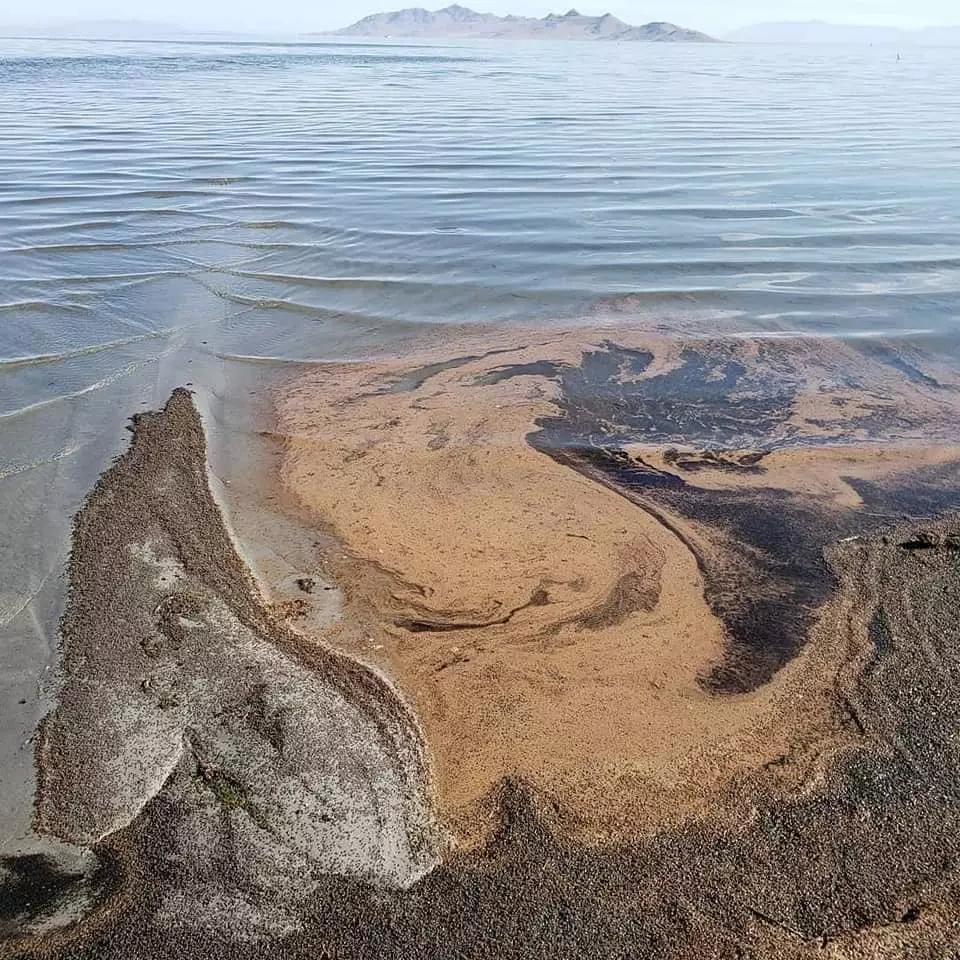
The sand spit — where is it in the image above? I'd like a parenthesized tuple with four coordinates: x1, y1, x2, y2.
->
(276, 329, 960, 842)
(8, 390, 439, 949)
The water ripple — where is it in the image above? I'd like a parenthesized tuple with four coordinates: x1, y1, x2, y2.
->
(0, 37, 958, 398)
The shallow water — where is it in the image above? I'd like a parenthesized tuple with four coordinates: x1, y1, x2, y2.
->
(2, 35, 960, 849)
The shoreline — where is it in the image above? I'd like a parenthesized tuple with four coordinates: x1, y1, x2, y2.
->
(8, 325, 960, 955)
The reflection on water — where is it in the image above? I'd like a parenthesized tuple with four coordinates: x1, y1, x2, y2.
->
(2, 35, 960, 849)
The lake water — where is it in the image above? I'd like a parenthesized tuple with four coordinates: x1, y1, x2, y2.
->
(1, 35, 960, 848)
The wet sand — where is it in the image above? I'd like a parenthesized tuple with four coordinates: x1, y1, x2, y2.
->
(276, 328, 960, 842)
(7, 329, 960, 957)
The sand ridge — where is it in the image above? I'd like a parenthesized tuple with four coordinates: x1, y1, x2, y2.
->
(28, 390, 441, 950)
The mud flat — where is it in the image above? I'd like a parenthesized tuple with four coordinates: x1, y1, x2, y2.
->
(7, 329, 960, 958)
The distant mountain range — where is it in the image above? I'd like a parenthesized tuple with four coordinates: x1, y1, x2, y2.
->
(329, 5, 715, 42)
(727, 21, 960, 45)
(7, 12, 957, 48)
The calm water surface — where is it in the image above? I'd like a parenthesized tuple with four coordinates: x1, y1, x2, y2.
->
(1, 36, 960, 844)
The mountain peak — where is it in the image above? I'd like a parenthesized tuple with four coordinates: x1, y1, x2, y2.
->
(330, 6, 715, 42)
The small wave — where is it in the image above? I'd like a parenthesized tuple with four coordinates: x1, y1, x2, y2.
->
(728, 327, 937, 341)
(0, 300, 91, 314)
(218, 353, 340, 366)
(0, 440, 86, 482)
(0, 331, 167, 371)
(0, 354, 161, 422)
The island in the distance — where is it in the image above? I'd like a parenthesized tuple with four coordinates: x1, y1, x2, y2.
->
(326, 4, 715, 41)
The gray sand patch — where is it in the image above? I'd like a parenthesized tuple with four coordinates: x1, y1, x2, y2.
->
(30, 390, 441, 934)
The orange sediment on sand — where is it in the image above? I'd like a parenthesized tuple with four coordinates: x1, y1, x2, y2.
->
(271, 329, 960, 844)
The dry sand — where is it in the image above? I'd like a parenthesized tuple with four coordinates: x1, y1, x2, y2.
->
(22, 390, 440, 947)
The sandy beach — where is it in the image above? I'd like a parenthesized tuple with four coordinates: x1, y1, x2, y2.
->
(9, 328, 960, 957)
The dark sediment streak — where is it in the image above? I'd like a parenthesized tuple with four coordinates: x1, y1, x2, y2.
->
(515, 341, 960, 692)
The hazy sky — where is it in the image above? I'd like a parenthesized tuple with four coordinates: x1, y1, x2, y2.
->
(6, 1, 959, 36)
